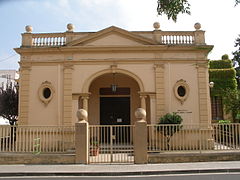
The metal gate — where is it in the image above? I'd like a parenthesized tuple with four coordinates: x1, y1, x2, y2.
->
(89, 125, 134, 164)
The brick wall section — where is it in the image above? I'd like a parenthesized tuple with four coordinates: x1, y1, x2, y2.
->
(63, 64, 73, 125)
(155, 64, 165, 122)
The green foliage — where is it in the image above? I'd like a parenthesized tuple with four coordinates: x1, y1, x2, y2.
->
(159, 112, 183, 125)
(157, 0, 239, 22)
(209, 60, 233, 69)
(157, 0, 191, 22)
(209, 69, 236, 79)
(157, 112, 183, 150)
(222, 89, 240, 122)
(0, 83, 18, 125)
(222, 54, 229, 60)
(209, 59, 237, 96)
(218, 120, 231, 124)
(232, 35, 240, 87)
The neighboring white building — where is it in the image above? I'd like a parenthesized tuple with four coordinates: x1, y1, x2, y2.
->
(0, 70, 18, 89)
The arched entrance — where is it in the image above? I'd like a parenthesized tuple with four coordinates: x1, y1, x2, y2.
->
(88, 73, 141, 125)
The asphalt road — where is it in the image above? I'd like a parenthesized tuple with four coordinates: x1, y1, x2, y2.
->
(1, 173, 240, 180)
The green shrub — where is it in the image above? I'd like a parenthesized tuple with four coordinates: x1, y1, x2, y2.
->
(157, 113, 183, 150)
(209, 60, 233, 69)
(218, 120, 231, 124)
(221, 54, 229, 60)
(158, 112, 183, 125)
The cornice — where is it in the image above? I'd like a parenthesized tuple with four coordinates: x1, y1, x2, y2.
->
(14, 45, 214, 54)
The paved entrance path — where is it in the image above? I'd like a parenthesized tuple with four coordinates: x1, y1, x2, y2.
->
(0, 161, 240, 176)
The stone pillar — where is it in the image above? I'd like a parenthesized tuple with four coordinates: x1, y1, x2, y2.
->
(194, 23, 205, 45)
(63, 63, 73, 126)
(75, 109, 89, 164)
(134, 108, 148, 164)
(153, 22, 162, 44)
(155, 64, 165, 120)
(18, 62, 31, 125)
(22, 25, 33, 47)
(197, 63, 211, 128)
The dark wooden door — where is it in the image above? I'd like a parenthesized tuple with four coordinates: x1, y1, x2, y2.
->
(100, 97, 130, 125)
(100, 97, 130, 143)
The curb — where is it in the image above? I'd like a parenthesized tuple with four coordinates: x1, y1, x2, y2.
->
(1, 168, 240, 177)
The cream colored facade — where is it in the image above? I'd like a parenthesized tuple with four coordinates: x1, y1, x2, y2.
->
(15, 23, 213, 127)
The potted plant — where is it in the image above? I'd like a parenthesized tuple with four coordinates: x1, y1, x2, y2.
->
(90, 139, 99, 156)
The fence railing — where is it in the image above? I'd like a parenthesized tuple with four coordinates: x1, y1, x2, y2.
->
(148, 123, 240, 153)
(1, 123, 239, 154)
(89, 125, 134, 164)
(0, 126, 75, 153)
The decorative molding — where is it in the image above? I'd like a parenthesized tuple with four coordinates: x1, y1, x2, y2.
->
(173, 79, 190, 104)
(63, 63, 74, 70)
(154, 63, 165, 69)
(195, 63, 208, 69)
(38, 81, 55, 105)
(110, 64, 118, 73)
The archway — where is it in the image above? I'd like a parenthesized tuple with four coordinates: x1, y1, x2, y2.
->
(87, 73, 141, 125)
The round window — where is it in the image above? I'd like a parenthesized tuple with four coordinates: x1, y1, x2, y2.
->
(173, 79, 189, 104)
(177, 86, 186, 97)
(43, 88, 51, 99)
(38, 81, 55, 105)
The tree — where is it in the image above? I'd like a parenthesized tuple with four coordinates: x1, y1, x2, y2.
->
(0, 83, 18, 125)
(157, 112, 183, 150)
(222, 89, 240, 122)
(232, 35, 240, 87)
(157, 0, 239, 22)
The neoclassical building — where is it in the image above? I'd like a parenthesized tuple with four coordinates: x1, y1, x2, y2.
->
(15, 22, 213, 127)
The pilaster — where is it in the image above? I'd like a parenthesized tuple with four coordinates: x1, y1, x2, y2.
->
(154, 64, 165, 121)
(196, 63, 211, 127)
(18, 63, 31, 125)
(63, 63, 73, 126)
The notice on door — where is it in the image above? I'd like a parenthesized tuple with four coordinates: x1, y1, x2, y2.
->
(117, 118, 122, 123)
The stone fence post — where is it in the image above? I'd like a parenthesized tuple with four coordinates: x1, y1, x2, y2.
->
(134, 108, 148, 164)
(75, 109, 89, 164)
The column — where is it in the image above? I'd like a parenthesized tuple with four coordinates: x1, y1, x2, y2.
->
(139, 93, 147, 110)
(63, 63, 73, 126)
(197, 63, 211, 128)
(81, 96, 89, 112)
(18, 62, 31, 125)
(155, 64, 165, 121)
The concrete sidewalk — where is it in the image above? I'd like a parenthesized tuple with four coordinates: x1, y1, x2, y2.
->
(0, 161, 240, 176)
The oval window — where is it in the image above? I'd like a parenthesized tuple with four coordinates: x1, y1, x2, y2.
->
(177, 86, 186, 97)
(43, 88, 51, 99)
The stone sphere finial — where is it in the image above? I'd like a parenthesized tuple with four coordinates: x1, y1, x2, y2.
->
(67, 23, 74, 32)
(25, 25, 33, 33)
(76, 109, 88, 121)
(194, 22, 201, 31)
(153, 22, 160, 30)
(135, 108, 146, 119)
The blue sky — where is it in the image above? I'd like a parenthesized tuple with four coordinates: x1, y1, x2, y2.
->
(0, 0, 240, 70)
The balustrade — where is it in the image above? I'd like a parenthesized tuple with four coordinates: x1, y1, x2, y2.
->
(32, 33, 66, 46)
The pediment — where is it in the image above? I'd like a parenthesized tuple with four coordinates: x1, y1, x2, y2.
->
(67, 26, 157, 46)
